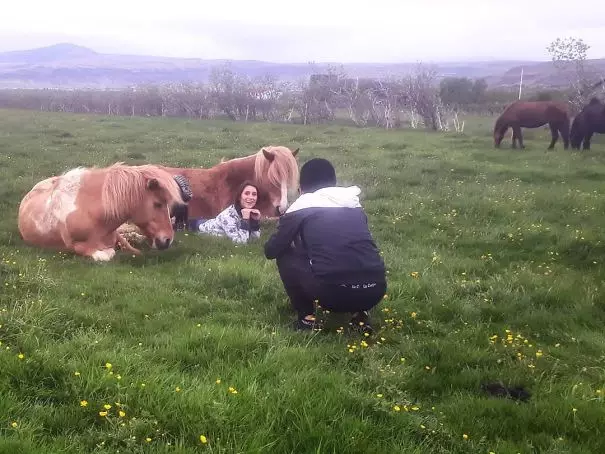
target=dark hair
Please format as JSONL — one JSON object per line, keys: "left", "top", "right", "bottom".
{"left": 299, "top": 158, "right": 337, "bottom": 193}
{"left": 233, "top": 181, "right": 260, "bottom": 214}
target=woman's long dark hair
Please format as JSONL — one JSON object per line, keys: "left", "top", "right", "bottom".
{"left": 233, "top": 181, "right": 260, "bottom": 216}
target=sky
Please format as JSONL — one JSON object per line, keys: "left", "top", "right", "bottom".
{"left": 2, "top": 0, "right": 605, "bottom": 63}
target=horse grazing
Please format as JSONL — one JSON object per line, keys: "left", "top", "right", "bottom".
{"left": 162, "top": 145, "right": 300, "bottom": 225}
{"left": 18, "top": 163, "right": 188, "bottom": 261}
{"left": 570, "top": 97, "right": 605, "bottom": 150}
{"left": 493, "top": 100, "right": 570, "bottom": 150}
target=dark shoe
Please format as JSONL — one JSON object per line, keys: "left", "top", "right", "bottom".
{"left": 349, "top": 311, "right": 373, "bottom": 335}
{"left": 293, "top": 315, "right": 318, "bottom": 331}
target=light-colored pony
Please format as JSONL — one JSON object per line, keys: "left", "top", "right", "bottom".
{"left": 18, "top": 162, "right": 186, "bottom": 261}
{"left": 161, "top": 145, "right": 300, "bottom": 220}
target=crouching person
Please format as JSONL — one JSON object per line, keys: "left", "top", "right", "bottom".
{"left": 264, "top": 158, "right": 386, "bottom": 332}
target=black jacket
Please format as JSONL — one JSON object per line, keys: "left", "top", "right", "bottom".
{"left": 264, "top": 186, "right": 386, "bottom": 284}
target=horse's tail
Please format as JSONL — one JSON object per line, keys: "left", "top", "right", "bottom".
{"left": 569, "top": 115, "right": 583, "bottom": 149}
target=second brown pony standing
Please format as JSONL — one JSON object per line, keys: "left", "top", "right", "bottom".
{"left": 493, "top": 100, "right": 570, "bottom": 150}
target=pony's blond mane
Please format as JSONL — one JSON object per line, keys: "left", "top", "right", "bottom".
{"left": 253, "top": 146, "right": 299, "bottom": 190}
{"left": 101, "top": 162, "right": 183, "bottom": 221}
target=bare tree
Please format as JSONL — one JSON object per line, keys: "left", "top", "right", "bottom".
{"left": 546, "top": 37, "right": 597, "bottom": 111}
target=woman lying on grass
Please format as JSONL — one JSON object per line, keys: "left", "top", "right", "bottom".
{"left": 187, "top": 181, "right": 262, "bottom": 244}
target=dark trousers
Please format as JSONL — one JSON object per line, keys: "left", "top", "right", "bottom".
{"left": 276, "top": 249, "right": 386, "bottom": 319}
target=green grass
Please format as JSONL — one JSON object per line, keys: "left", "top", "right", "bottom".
{"left": 1, "top": 108, "right": 605, "bottom": 453}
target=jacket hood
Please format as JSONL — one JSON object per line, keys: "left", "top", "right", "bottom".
{"left": 285, "top": 186, "right": 362, "bottom": 213}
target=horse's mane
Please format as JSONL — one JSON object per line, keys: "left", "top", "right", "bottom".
{"left": 101, "top": 162, "right": 183, "bottom": 221}
{"left": 253, "top": 146, "right": 299, "bottom": 189}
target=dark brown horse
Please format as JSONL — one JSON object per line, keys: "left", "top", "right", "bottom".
{"left": 493, "top": 100, "right": 570, "bottom": 150}
{"left": 570, "top": 97, "right": 605, "bottom": 150}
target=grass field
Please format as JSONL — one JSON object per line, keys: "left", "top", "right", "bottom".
{"left": 1, "top": 108, "right": 605, "bottom": 454}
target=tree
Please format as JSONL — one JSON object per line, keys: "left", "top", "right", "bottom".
{"left": 546, "top": 37, "right": 594, "bottom": 111}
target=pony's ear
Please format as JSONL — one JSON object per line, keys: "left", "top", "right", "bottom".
{"left": 147, "top": 178, "right": 160, "bottom": 190}
{"left": 292, "top": 147, "right": 300, "bottom": 157}
{"left": 262, "top": 148, "right": 275, "bottom": 161}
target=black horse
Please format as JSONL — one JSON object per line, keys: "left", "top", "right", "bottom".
{"left": 570, "top": 97, "right": 605, "bottom": 150}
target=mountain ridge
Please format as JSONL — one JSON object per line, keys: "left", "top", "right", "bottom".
{"left": 1, "top": 43, "right": 604, "bottom": 90}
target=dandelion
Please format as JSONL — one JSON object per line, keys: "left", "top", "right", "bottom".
{"left": 80, "top": 400, "right": 88, "bottom": 407}
{"left": 200, "top": 435, "right": 208, "bottom": 444}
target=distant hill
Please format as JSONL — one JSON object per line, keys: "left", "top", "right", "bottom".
{"left": 1, "top": 43, "right": 604, "bottom": 90}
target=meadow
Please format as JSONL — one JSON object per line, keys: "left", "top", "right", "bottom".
{"left": 1, "top": 108, "right": 605, "bottom": 454}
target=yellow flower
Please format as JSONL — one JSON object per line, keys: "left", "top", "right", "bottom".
{"left": 410, "top": 271, "right": 419, "bottom": 278}
{"left": 11, "top": 422, "right": 18, "bottom": 428}
{"left": 215, "top": 379, "right": 221, "bottom": 384}
{"left": 17, "top": 353, "right": 24, "bottom": 360}
{"left": 376, "top": 394, "right": 383, "bottom": 398}
{"left": 103, "top": 404, "right": 112, "bottom": 410}
{"left": 175, "top": 387, "right": 181, "bottom": 392}
{"left": 104, "top": 362, "right": 112, "bottom": 370}
{"left": 393, "top": 405, "right": 401, "bottom": 412}
{"left": 119, "top": 411, "right": 126, "bottom": 418}
{"left": 411, "top": 406, "right": 419, "bottom": 411}
{"left": 535, "top": 350, "right": 543, "bottom": 358}
{"left": 410, "top": 312, "right": 417, "bottom": 318}
{"left": 74, "top": 371, "right": 81, "bottom": 376}
{"left": 228, "top": 387, "right": 238, "bottom": 394}
{"left": 145, "top": 438, "right": 152, "bottom": 443}
{"left": 200, "top": 435, "right": 208, "bottom": 444}
{"left": 99, "top": 411, "right": 108, "bottom": 417}
{"left": 462, "top": 434, "right": 469, "bottom": 440}
{"left": 80, "top": 400, "right": 88, "bottom": 407}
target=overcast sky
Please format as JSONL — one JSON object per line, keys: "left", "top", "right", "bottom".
{"left": 2, "top": 0, "right": 604, "bottom": 62}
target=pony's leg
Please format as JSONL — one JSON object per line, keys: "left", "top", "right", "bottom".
{"left": 71, "top": 241, "right": 115, "bottom": 261}
{"left": 547, "top": 124, "right": 559, "bottom": 150}
{"left": 512, "top": 125, "right": 524, "bottom": 149}
{"left": 116, "top": 233, "right": 142, "bottom": 255}
{"left": 511, "top": 127, "right": 518, "bottom": 149}
{"left": 583, "top": 133, "right": 593, "bottom": 150}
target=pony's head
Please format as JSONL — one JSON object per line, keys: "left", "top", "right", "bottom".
{"left": 493, "top": 119, "right": 506, "bottom": 148}
{"left": 102, "top": 164, "right": 188, "bottom": 250}
{"left": 253, "top": 146, "right": 300, "bottom": 215}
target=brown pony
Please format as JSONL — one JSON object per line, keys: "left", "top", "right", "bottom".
{"left": 162, "top": 145, "right": 300, "bottom": 222}
{"left": 493, "top": 100, "right": 570, "bottom": 150}
{"left": 18, "top": 163, "right": 187, "bottom": 261}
